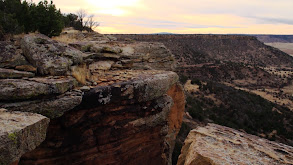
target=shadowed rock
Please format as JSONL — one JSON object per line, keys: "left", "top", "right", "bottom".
{"left": 0, "top": 109, "right": 49, "bottom": 165}
{"left": 1, "top": 90, "right": 83, "bottom": 118}
{"left": 19, "top": 70, "right": 185, "bottom": 165}
{"left": 0, "top": 41, "right": 29, "bottom": 68}
{"left": 0, "top": 77, "right": 77, "bottom": 101}
{"left": 0, "top": 68, "right": 34, "bottom": 79}
{"left": 178, "top": 123, "right": 293, "bottom": 165}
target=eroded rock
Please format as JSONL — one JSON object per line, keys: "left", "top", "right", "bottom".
{"left": 178, "top": 123, "right": 293, "bottom": 165}
{"left": 0, "top": 109, "right": 49, "bottom": 165}
{"left": 0, "top": 77, "right": 77, "bottom": 101}
{"left": 70, "top": 41, "right": 176, "bottom": 71}
{"left": 19, "top": 70, "right": 185, "bottom": 165}
{"left": 0, "top": 41, "right": 29, "bottom": 68}
{"left": 0, "top": 68, "right": 34, "bottom": 79}
{"left": 21, "top": 34, "right": 85, "bottom": 75}
{"left": 1, "top": 90, "right": 83, "bottom": 118}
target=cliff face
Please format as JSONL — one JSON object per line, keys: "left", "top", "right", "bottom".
{"left": 20, "top": 71, "right": 184, "bottom": 165}
{"left": 0, "top": 33, "right": 184, "bottom": 165}
{"left": 178, "top": 124, "right": 293, "bottom": 165}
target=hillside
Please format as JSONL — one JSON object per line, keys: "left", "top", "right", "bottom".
{"left": 255, "top": 35, "right": 293, "bottom": 43}
{"left": 114, "top": 34, "right": 293, "bottom": 149}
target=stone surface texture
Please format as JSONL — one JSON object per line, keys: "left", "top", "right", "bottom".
{"left": 70, "top": 41, "right": 176, "bottom": 71}
{"left": 19, "top": 70, "right": 185, "bottom": 165}
{"left": 0, "top": 109, "right": 49, "bottom": 165}
{"left": 177, "top": 123, "right": 293, "bottom": 165}
{"left": 0, "top": 32, "right": 184, "bottom": 165}
{"left": 0, "top": 68, "right": 34, "bottom": 79}
{"left": 21, "top": 34, "right": 85, "bottom": 75}
{"left": 0, "top": 41, "right": 29, "bottom": 68}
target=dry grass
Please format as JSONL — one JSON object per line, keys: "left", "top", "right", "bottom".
{"left": 265, "top": 42, "right": 293, "bottom": 57}
{"left": 184, "top": 80, "right": 200, "bottom": 93}
{"left": 71, "top": 64, "right": 91, "bottom": 85}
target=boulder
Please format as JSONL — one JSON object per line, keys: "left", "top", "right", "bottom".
{"left": 178, "top": 123, "right": 293, "bottom": 165}
{"left": 21, "top": 34, "right": 86, "bottom": 76}
{"left": 0, "top": 41, "right": 29, "bottom": 68}
{"left": 0, "top": 77, "right": 77, "bottom": 101}
{"left": 1, "top": 90, "right": 83, "bottom": 118}
{"left": 0, "top": 109, "right": 49, "bottom": 165}
{"left": 0, "top": 68, "right": 34, "bottom": 79}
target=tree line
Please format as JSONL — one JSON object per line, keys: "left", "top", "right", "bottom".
{"left": 0, "top": 0, "right": 98, "bottom": 38}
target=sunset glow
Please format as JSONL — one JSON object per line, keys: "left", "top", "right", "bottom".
{"left": 32, "top": 0, "right": 293, "bottom": 34}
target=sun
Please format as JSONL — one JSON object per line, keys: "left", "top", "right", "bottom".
{"left": 87, "top": 0, "right": 140, "bottom": 16}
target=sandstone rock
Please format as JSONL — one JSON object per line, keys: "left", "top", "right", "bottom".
{"left": 15, "top": 65, "right": 37, "bottom": 73}
{"left": 0, "top": 41, "right": 29, "bottom": 68}
{"left": 0, "top": 109, "right": 49, "bottom": 165}
{"left": 0, "top": 68, "right": 34, "bottom": 79}
{"left": 70, "top": 41, "right": 176, "bottom": 71}
{"left": 0, "top": 77, "right": 77, "bottom": 101}
{"left": 177, "top": 123, "right": 293, "bottom": 165}
{"left": 21, "top": 34, "right": 85, "bottom": 75}
{"left": 19, "top": 71, "right": 185, "bottom": 165}
{"left": 1, "top": 90, "right": 83, "bottom": 118}
{"left": 89, "top": 60, "right": 114, "bottom": 71}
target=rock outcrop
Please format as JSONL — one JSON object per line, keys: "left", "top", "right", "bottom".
{"left": 21, "top": 34, "right": 86, "bottom": 76}
{"left": 177, "top": 123, "right": 293, "bottom": 165}
{"left": 0, "top": 109, "right": 49, "bottom": 165}
{"left": 70, "top": 41, "right": 176, "bottom": 71}
{"left": 19, "top": 70, "right": 185, "bottom": 165}
{"left": 0, "top": 33, "right": 184, "bottom": 165}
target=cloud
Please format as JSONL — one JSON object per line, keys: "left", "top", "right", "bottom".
{"left": 31, "top": 0, "right": 293, "bottom": 34}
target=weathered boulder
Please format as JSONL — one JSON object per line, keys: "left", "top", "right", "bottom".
{"left": 0, "top": 109, "right": 49, "bottom": 165}
{"left": 0, "top": 77, "right": 77, "bottom": 101}
{"left": 21, "top": 34, "right": 86, "bottom": 75}
{"left": 178, "top": 123, "right": 293, "bottom": 165}
{"left": 1, "top": 90, "right": 83, "bottom": 118}
{"left": 70, "top": 41, "right": 176, "bottom": 71}
{"left": 0, "top": 41, "right": 29, "bottom": 68}
{"left": 19, "top": 70, "right": 185, "bottom": 165}
{"left": 0, "top": 68, "right": 34, "bottom": 79}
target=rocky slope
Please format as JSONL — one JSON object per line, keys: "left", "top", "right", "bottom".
{"left": 113, "top": 34, "right": 293, "bottom": 164}
{"left": 178, "top": 124, "right": 293, "bottom": 165}
{"left": 114, "top": 34, "right": 293, "bottom": 67}
{"left": 0, "top": 33, "right": 184, "bottom": 165}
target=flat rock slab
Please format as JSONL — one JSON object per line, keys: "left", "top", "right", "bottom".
{"left": 79, "top": 70, "right": 179, "bottom": 108}
{"left": 70, "top": 41, "right": 176, "bottom": 71}
{"left": 1, "top": 90, "right": 83, "bottom": 119}
{"left": 21, "top": 34, "right": 86, "bottom": 76}
{"left": 0, "top": 109, "right": 49, "bottom": 165}
{"left": 0, "top": 76, "right": 77, "bottom": 101}
{"left": 0, "top": 68, "right": 34, "bottom": 79}
{"left": 178, "top": 123, "right": 293, "bottom": 165}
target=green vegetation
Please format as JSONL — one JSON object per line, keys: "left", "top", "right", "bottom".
{"left": 186, "top": 82, "right": 293, "bottom": 142}
{"left": 0, "top": 0, "right": 98, "bottom": 38}
{"left": 8, "top": 132, "right": 17, "bottom": 144}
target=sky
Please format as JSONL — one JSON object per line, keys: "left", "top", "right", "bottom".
{"left": 32, "top": 0, "right": 293, "bottom": 34}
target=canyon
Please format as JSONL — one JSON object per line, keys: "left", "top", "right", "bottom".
{"left": 1, "top": 31, "right": 293, "bottom": 165}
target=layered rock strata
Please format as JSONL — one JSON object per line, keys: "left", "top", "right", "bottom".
{"left": 0, "top": 33, "right": 183, "bottom": 165}
{"left": 19, "top": 70, "right": 185, "bottom": 165}
{"left": 178, "top": 123, "right": 293, "bottom": 165}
